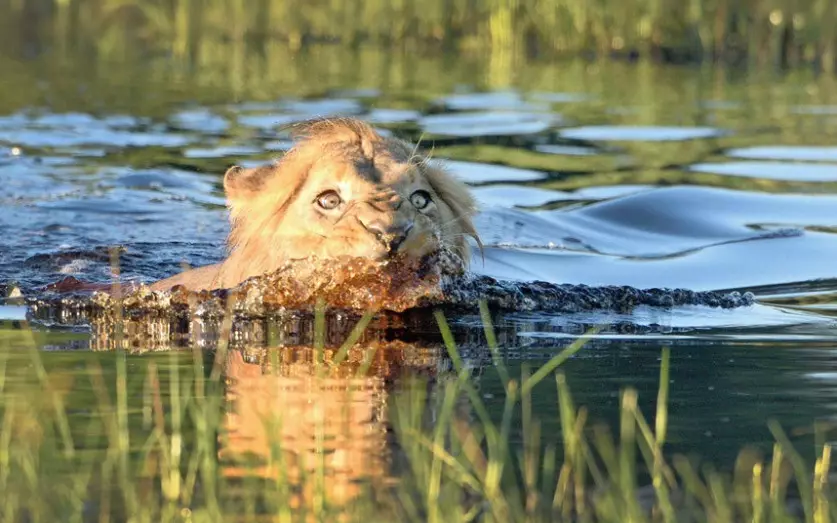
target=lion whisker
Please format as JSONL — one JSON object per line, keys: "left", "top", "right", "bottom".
{"left": 421, "top": 143, "right": 436, "bottom": 165}
{"left": 438, "top": 215, "right": 474, "bottom": 230}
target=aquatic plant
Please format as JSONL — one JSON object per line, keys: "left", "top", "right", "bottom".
{"left": 0, "top": 0, "right": 835, "bottom": 70}
{"left": 0, "top": 296, "right": 834, "bottom": 522}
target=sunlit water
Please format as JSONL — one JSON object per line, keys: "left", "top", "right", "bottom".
{"left": 1, "top": 49, "right": 837, "bottom": 484}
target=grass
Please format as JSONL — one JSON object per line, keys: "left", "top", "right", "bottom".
{"left": 0, "top": 297, "right": 835, "bottom": 522}
{"left": 1, "top": 0, "right": 836, "bottom": 70}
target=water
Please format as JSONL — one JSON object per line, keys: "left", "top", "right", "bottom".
{"left": 2, "top": 47, "right": 837, "bottom": 506}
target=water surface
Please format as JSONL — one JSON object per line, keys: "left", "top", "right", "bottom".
{"left": 1, "top": 50, "right": 837, "bottom": 489}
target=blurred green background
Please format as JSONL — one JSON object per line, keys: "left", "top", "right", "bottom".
{"left": 2, "top": 0, "right": 835, "bottom": 71}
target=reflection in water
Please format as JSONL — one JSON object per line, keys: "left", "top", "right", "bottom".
{"left": 221, "top": 343, "right": 421, "bottom": 508}
{"left": 76, "top": 304, "right": 487, "bottom": 509}
{"left": 29, "top": 294, "right": 837, "bottom": 475}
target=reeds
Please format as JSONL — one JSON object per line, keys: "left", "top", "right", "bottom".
{"left": 1, "top": 0, "right": 836, "bottom": 69}
{"left": 1, "top": 302, "right": 836, "bottom": 521}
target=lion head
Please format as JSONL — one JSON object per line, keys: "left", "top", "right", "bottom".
{"left": 213, "top": 118, "right": 480, "bottom": 289}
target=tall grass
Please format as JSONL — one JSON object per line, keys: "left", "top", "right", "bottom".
{"left": 1, "top": 303, "right": 835, "bottom": 521}
{"left": 1, "top": 0, "right": 836, "bottom": 70}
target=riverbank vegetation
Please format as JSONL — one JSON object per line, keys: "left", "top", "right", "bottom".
{"left": 0, "top": 309, "right": 833, "bottom": 522}
{"left": 1, "top": 0, "right": 836, "bottom": 71}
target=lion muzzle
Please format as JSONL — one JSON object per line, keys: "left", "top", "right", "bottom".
{"left": 364, "top": 220, "right": 415, "bottom": 255}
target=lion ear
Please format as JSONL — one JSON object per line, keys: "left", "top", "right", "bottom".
{"left": 223, "top": 164, "right": 275, "bottom": 202}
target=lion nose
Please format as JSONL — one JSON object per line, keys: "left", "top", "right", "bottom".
{"left": 367, "top": 222, "right": 414, "bottom": 253}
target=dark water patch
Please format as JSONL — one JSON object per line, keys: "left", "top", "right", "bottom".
{"left": 24, "top": 246, "right": 125, "bottom": 270}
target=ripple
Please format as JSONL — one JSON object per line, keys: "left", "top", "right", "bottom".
{"left": 472, "top": 186, "right": 569, "bottom": 207}
{"left": 4, "top": 112, "right": 146, "bottom": 130}
{"left": 471, "top": 184, "right": 650, "bottom": 208}
{"left": 0, "top": 112, "right": 191, "bottom": 148}
{"left": 183, "top": 145, "right": 262, "bottom": 159}
{"left": 100, "top": 115, "right": 146, "bottom": 128}
{"left": 420, "top": 111, "right": 557, "bottom": 137}
{"left": 263, "top": 139, "right": 295, "bottom": 151}
{"left": 32, "top": 112, "right": 99, "bottom": 127}
{"left": 514, "top": 303, "right": 825, "bottom": 331}
{"left": 38, "top": 197, "right": 161, "bottom": 215}
{"left": 102, "top": 168, "right": 216, "bottom": 193}
{"left": 726, "top": 146, "right": 837, "bottom": 162}
{"left": 236, "top": 113, "right": 304, "bottom": 131}
{"left": 700, "top": 100, "right": 743, "bottom": 110}
{"left": 528, "top": 92, "right": 594, "bottom": 104}
{"left": 364, "top": 108, "right": 422, "bottom": 124}
{"left": 790, "top": 105, "right": 837, "bottom": 115}
{"left": 535, "top": 144, "right": 599, "bottom": 156}
{"left": 171, "top": 108, "right": 229, "bottom": 134}
{"left": 559, "top": 125, "right": 726, "bottom": 141}
{"left": 689, "top": 161, "right": 837, "bottom": 181}
{"left": 111, "top": 172, "right": 193, "bottom": 190}
{"left": 440, "top": 159, "right": 548, "bottom": 183}
{"left": 281, "top": 98, "right": 364, "bottom": 116}
{"left": 0, "top": 128, "right": 191, "bottom": 148}
{"left": 328, "top": 88, "right": 381, "bottom": 98}
{"left": 574, "top": 185, "right": 652, "bottom": 199}
{"left": 435, "top": 91, "right": 548, "bottom": 111}
{"left": 0, "top": 113, "right": 32, "bottom": 127}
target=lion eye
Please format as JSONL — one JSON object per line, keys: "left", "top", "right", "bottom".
{"left": 410, "top": 190, "right": 432, "bottom": 210}
{"left": 316, "top": 190, "right": 342, "bottom": 210}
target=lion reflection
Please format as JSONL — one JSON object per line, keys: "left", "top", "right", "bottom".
{"left": 219, "top": 341, "right": 442, "bottom": 507}
{"left": 76, "top": 308, "right": 487, "bottom": 511}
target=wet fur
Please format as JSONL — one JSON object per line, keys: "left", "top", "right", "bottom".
{"left": 151, "top": 118, "right": 480, "bottom": 292}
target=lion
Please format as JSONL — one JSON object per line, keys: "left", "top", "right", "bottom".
{"left": 150, "top": 117, "right": 481, "bottom": 292}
